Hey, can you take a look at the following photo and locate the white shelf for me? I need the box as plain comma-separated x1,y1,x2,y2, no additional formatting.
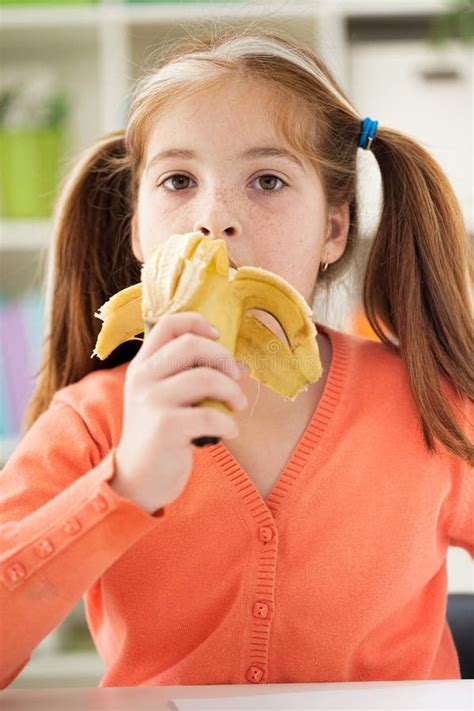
0,5,100,28
0,1,313,29
0,219,52,250
0,0,452,29
122,1,317,23
334,0,448,16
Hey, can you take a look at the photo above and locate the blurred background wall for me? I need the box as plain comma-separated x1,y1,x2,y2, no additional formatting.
0,0,472,687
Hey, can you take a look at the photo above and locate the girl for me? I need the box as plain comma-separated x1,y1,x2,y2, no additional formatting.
1,26,472,688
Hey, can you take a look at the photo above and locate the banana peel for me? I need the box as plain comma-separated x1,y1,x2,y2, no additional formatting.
92,231,322,419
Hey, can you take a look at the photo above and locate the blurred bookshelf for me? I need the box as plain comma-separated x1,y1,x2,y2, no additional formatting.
1,0,471,430
1,1,472,458
0,7,472,682
1,0,472,462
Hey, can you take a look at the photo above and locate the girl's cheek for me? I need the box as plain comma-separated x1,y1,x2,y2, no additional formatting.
140,192,295,248
249,213,284,241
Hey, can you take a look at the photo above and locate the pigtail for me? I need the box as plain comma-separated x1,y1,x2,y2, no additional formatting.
22,131,142,433
364,127,473,465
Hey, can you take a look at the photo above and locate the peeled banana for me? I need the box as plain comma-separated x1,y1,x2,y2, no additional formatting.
92,231,322,420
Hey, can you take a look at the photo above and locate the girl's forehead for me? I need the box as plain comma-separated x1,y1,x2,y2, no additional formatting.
134,76,316,177
143,84,295,156
155,85,276,127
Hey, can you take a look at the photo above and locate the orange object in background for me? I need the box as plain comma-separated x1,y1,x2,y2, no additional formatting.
351,307,380,342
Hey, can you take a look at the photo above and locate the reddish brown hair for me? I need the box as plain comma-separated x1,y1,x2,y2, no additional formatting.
23,25,473,465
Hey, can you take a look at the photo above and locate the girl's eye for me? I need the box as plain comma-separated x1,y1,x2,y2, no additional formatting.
160,174,195,192
158,173,288,195
251,174,288,194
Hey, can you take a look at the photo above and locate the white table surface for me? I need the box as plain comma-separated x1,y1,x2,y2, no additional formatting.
0,680,472,710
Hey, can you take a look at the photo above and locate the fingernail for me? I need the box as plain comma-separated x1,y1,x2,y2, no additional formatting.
210,325,220,337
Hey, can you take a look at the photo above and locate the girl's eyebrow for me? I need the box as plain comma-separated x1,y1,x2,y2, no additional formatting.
145,146,305,173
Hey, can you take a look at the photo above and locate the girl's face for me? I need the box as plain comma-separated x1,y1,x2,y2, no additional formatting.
132,78,349,308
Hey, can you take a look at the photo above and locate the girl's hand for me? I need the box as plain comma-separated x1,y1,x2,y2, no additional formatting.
111,311,247,514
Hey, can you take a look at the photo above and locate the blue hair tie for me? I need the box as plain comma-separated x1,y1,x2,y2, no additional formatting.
358,117,378,150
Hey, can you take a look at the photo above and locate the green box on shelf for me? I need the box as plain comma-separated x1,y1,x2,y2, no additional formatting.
126,0,238,3
0,0,96,5
0,127,66,218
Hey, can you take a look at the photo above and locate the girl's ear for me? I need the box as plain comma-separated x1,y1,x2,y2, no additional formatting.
323,202,350,263
131,213,144,263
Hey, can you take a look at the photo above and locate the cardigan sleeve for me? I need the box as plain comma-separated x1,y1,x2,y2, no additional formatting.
444,395,474,558
447,461,474,558
0,396,165,689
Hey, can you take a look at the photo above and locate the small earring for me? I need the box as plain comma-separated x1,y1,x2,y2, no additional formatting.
321,262,329,272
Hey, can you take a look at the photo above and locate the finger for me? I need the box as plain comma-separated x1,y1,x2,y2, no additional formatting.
154,367,247,412
165,407,239,447
146,334,241,382
137,311,219,362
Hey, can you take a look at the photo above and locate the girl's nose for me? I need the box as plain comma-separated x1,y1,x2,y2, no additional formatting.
196,226,237,238
193,185,242,239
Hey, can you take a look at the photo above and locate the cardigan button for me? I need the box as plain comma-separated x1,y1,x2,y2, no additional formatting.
246,665,264,683
253,601,269,619
258,526,273,543
92,494,108,512
34,538,54,558
63,517,82,535
5,562,27,583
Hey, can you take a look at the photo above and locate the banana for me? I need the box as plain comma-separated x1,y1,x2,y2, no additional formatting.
92,232,322,421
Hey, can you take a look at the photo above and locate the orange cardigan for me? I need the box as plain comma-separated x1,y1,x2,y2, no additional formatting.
1,321,472,688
